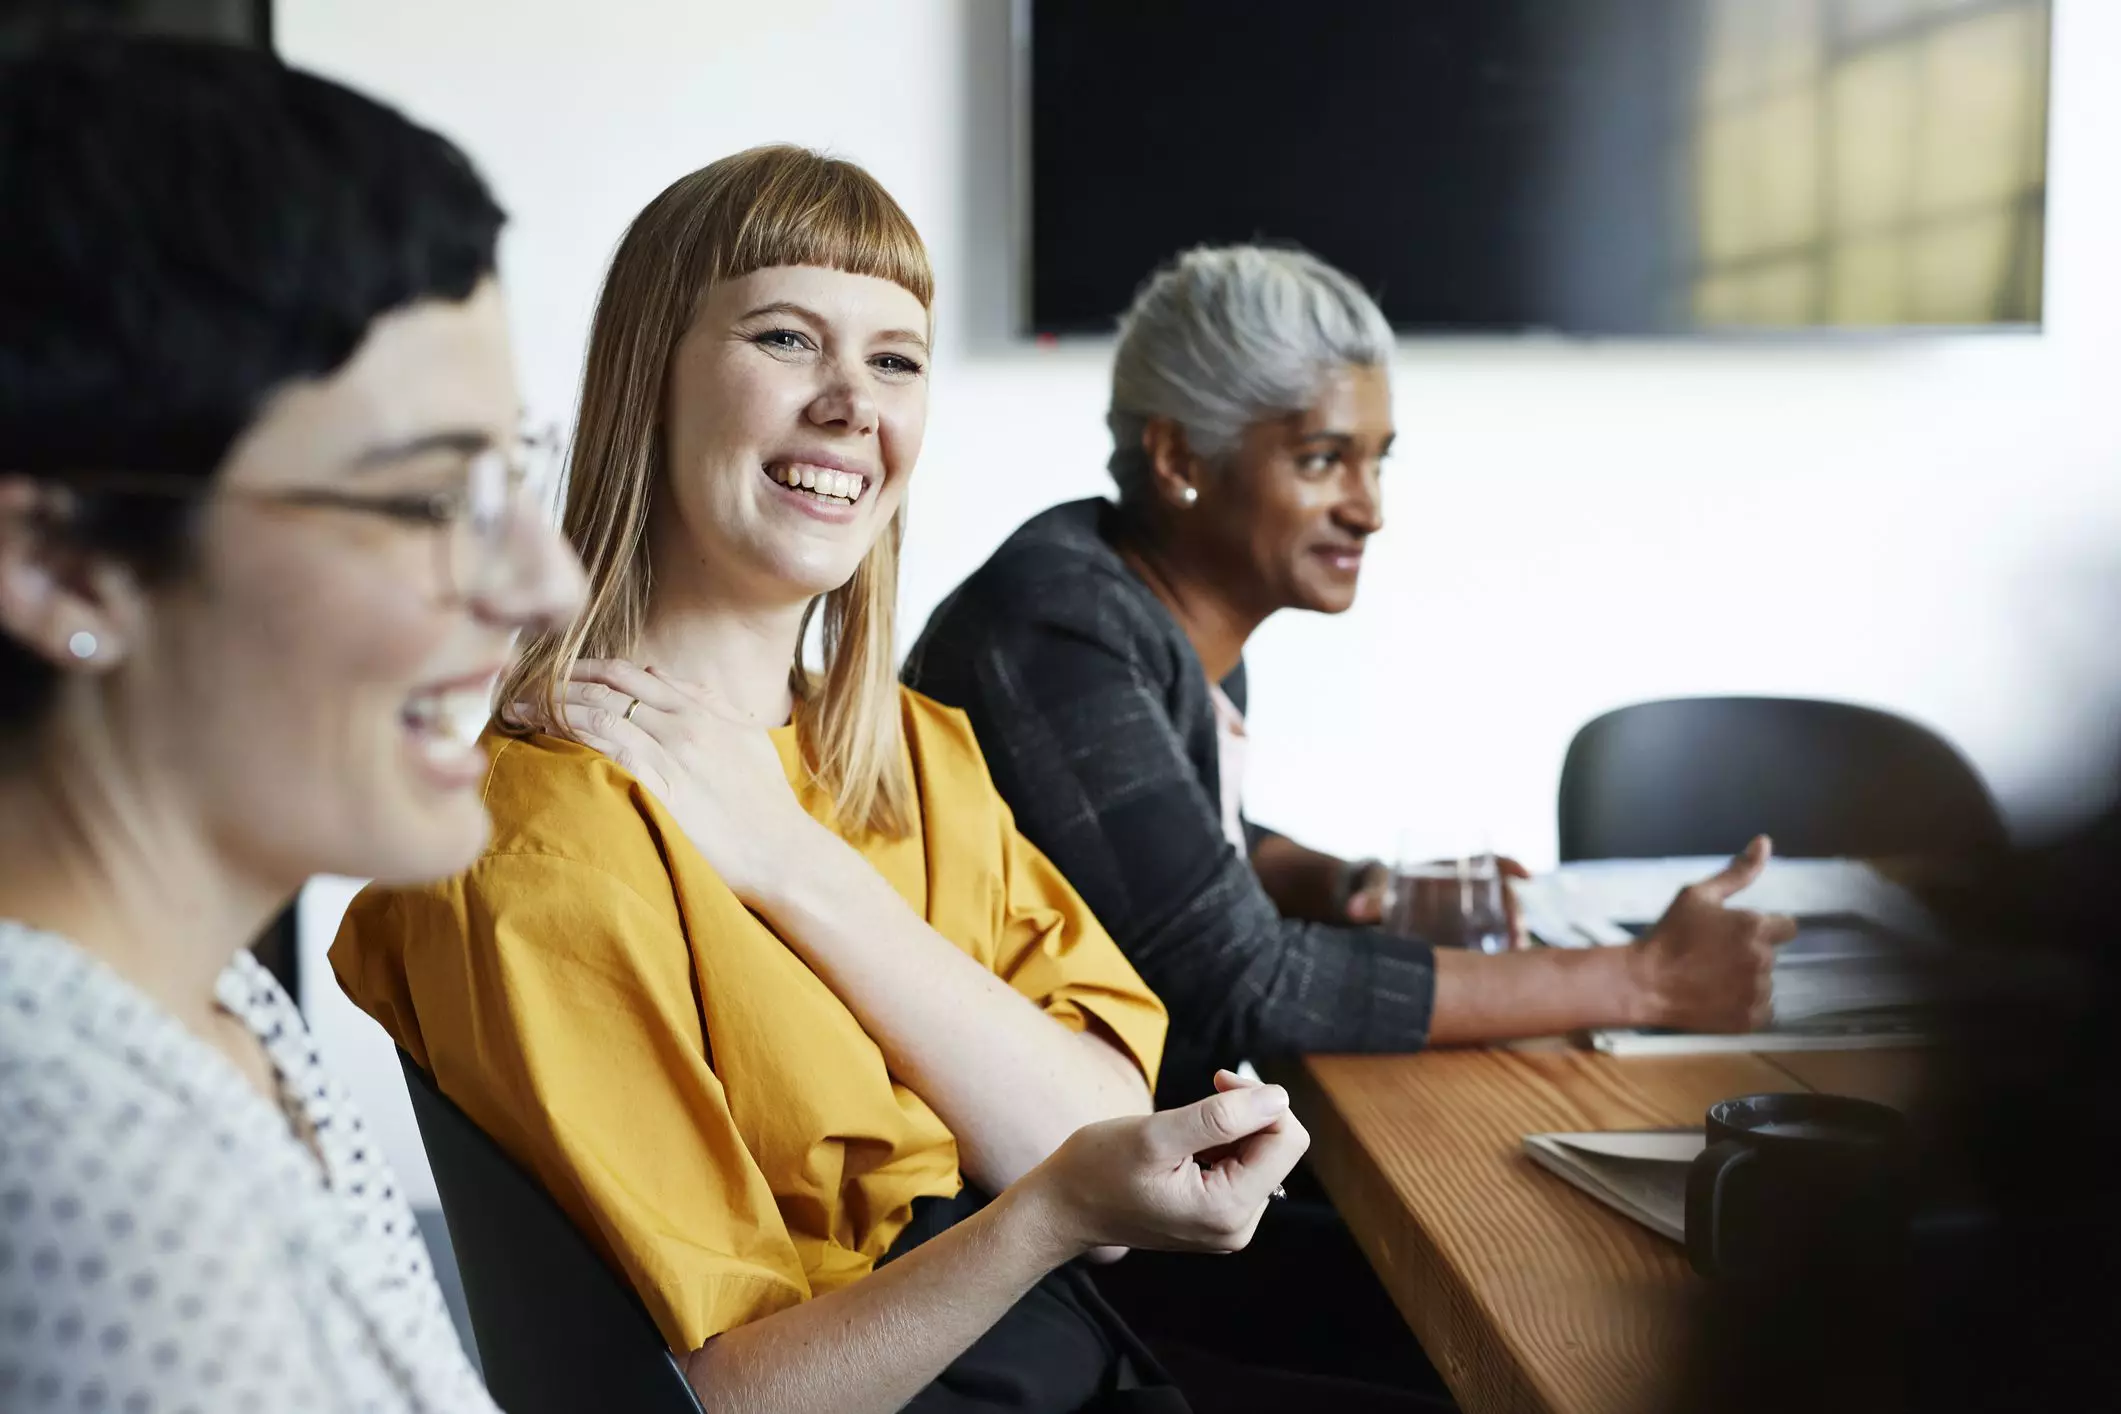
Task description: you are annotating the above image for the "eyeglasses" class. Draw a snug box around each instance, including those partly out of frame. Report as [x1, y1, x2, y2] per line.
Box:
[33, 427, 565, 601]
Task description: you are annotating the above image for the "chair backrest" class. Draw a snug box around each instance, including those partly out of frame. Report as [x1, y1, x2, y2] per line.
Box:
[397, 1051, 704, 1414]
[1557, 696, 2005, 862]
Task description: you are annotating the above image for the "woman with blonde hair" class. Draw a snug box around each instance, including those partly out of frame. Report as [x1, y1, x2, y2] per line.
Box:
[331, 147, 1309, 1413]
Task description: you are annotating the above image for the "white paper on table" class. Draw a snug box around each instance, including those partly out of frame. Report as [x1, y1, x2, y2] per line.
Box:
[1544, 1130, 1706, 1163]
[1521, 1128, 1704, 1241]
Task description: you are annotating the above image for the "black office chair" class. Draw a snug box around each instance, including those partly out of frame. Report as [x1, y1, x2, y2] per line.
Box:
[1557, 696, 2006, 862]
[398, 1051, 705, 1414]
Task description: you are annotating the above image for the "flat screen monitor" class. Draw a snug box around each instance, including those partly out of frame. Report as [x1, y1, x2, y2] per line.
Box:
[0, 1, 269, 56]
[1027, 0, 2052, 336]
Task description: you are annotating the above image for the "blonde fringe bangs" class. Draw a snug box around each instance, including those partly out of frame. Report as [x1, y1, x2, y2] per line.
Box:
[498, 144, 930, 838]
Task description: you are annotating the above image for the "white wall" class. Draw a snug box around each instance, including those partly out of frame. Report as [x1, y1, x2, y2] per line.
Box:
[279, 0, 2121, 1208]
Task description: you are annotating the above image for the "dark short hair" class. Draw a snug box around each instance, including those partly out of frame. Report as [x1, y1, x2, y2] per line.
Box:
[0, 36, 506, 727]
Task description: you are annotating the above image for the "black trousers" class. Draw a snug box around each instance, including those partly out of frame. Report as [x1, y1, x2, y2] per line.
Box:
[1085, 1166, 1457, 1413]
[884, 1187, 1190, 1413]
[887, 1176, 1456, 1413]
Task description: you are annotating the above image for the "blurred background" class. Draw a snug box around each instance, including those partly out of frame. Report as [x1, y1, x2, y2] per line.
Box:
[12, 0, 2119, 1229]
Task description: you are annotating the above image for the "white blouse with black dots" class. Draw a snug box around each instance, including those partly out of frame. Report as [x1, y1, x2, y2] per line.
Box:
[0, 920, 496, 1414]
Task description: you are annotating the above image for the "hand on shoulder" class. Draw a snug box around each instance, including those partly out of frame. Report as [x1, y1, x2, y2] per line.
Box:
[533, 659, 832, 906]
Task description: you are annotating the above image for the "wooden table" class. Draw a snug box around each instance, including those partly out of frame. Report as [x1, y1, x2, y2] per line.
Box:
[1285, 1042, 1927, 1414]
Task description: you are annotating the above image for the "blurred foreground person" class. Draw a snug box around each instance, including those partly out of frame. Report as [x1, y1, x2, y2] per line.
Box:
[0, 38, 584, 1410]
[1674, 800, 2120, 1413]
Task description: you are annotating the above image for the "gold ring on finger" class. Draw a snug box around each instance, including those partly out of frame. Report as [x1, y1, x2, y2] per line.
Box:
[622, 697, 641, 723]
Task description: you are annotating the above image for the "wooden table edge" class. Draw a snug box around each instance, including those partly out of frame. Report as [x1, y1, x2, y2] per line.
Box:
[1282, 1044, 1928, 1414]
[1283, 1058, 1557, 1414]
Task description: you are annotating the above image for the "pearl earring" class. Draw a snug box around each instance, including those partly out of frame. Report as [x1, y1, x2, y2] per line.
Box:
[67, 630, 98, 661]
[1180, 486, 1199, 505]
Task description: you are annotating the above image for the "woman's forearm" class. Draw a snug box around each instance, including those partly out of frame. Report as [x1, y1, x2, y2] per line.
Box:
[1248, 830, 1351, 923]
[755, 836, 1153, 1193]
[1427, 846, 1792, 1045]
[684, 1181, 1073, 1413]
[1427, 942, 1649, 1045]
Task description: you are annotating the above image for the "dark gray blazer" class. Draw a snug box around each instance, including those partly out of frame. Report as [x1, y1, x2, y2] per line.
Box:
[905, 498, 1436, 1107]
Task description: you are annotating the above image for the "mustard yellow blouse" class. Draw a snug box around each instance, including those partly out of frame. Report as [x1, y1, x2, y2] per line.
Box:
[330, 688, 1167, 1354]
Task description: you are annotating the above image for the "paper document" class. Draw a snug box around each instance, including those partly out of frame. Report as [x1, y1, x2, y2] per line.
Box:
[1587, 1023, 1934, 1057]
[1521, 1129, 1703, 1243]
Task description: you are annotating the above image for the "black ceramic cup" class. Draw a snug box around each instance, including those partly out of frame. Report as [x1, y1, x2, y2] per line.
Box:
[1685, 1091, 1911, 1279]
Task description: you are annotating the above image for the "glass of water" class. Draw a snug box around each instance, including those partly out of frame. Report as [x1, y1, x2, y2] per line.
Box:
[1385, 854, 1512, 955]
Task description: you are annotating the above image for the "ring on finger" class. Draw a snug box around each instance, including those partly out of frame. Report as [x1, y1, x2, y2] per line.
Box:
[622, 697, 641, 724]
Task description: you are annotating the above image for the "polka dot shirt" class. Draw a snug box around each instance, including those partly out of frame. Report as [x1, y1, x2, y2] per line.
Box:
[0, 920, 496, 1413]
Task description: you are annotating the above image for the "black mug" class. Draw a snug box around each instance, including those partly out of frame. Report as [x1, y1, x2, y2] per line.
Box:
[1685, 1092, 1911, 1279]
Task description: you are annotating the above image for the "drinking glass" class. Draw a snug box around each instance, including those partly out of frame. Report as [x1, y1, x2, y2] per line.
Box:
[1385, 854, 1512, 954]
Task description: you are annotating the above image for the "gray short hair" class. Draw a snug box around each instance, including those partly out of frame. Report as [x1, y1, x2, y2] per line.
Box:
[1107, 244, 1393, 504]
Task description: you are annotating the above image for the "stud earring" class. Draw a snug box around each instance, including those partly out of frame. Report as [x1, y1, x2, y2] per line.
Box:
[67, 630, 98, 661]
[1180, 486, 1199, 505]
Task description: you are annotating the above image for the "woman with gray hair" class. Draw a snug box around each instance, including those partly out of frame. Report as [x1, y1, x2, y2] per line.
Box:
[910, 243, 1792, 1100]
[905, 242, 1797, 1401]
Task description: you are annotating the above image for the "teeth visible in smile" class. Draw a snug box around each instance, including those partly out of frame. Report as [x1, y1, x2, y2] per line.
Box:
[768, 462, 864, 504]
[402, 686, 493, 752]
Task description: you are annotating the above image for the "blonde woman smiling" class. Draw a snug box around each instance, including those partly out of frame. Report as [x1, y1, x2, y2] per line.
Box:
[333, 148, 1306, 1413]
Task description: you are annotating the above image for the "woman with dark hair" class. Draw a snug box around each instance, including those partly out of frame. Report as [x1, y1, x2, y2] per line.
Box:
[0, 38, 584, 1410]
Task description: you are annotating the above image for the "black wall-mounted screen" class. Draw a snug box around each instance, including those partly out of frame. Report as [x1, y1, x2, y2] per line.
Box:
[1028, 0, 2051, 336]
[0, 1, 270, 57]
